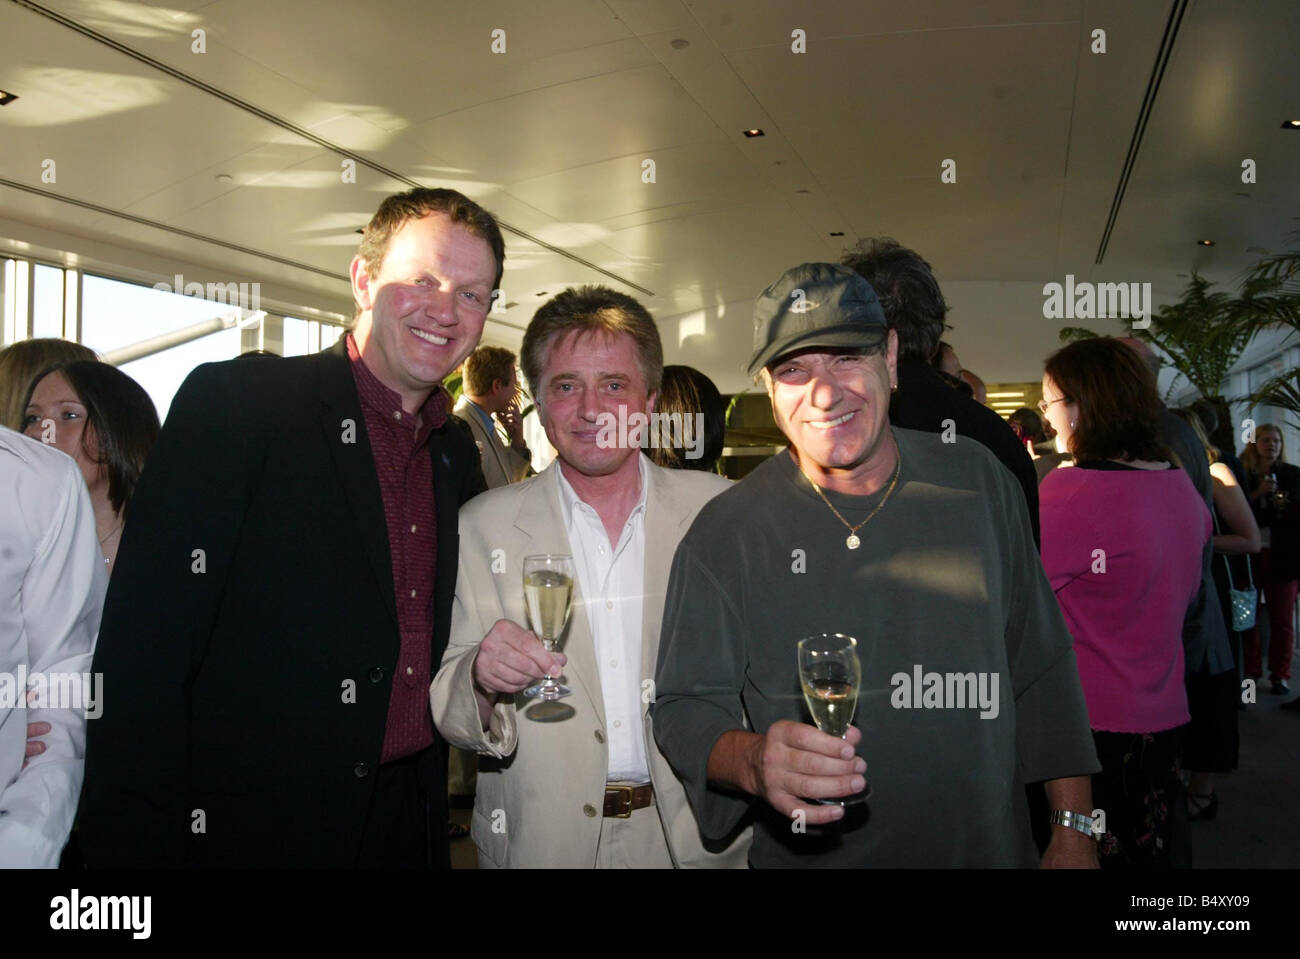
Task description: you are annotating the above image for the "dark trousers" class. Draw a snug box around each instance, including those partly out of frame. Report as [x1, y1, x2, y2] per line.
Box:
[1242, 547, 1297, 683]
[356, 748, 451, 869]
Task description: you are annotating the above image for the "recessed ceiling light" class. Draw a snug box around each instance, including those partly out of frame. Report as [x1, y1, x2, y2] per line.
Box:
[1197, 239, 1215, 246]
[1282, 119, 1300, 129]
[0, 90, 18, 106]
[214, 173, 233, 184]
[743, 128, 764, 138]
[670, 38, 690, 50]
[829, 231, 844, 237]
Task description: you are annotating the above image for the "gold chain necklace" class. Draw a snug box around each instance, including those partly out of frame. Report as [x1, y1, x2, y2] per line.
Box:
[805, 452, 901, 550]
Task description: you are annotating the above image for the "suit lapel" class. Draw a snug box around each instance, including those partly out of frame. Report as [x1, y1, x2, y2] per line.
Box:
[317, 340, 398, 631]
[513, 466, 606, 726]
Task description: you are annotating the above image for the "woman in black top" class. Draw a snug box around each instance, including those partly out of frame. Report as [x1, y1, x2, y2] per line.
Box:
[1240, 424, 1300, 695]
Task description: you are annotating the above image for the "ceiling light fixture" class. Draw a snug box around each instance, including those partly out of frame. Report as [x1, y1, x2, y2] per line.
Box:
[1282, 120, 1300, 129]
[1197, 239, 1215, 246]
[829, 231, 844, 237]
[0, 90, 18, 106]
[670, 38, 690, 50]
[743, 128, 764, 138]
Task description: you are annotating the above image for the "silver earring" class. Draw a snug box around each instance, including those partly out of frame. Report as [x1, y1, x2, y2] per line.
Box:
[1069, 420, 1077, 430]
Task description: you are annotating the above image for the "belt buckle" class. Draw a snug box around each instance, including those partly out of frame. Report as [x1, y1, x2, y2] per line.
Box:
[606, 784, 634, 819]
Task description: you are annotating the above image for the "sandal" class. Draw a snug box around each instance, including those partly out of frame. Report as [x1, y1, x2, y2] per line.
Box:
[1187, 791, 1218, 821]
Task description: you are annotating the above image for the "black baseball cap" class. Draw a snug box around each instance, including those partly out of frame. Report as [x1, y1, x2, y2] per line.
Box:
[748, 262, 889, 376]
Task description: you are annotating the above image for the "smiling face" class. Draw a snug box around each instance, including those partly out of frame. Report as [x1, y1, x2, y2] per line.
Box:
[537, 329, 656, 481]
[23, 370, 104, 492]
[350, 212, 497, 412]
[765, 332, 899, 485]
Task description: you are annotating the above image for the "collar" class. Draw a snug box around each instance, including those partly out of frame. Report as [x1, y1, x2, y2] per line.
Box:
[555, 452, 649, 526]
[346, 333, 449, 436]
[462, 396, 497, 435]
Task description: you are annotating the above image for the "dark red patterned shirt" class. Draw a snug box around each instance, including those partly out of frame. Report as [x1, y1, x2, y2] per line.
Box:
[346, 334, 449, 763]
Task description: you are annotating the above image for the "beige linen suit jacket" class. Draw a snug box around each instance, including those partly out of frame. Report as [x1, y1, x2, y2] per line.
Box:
[453, 396, 531, 489]
[430, 458, 751, 868]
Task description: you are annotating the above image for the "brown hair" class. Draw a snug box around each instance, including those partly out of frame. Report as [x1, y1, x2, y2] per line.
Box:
[1043, 337, 1170, 463]
[0, 338, 98, 431]
[1241, 423, 1285, 474]
[353, 187, 505, 320]
[521, 286, 663, 407]
[463, 345, 518, 397]
[1171, 406, 1217, 465]
[23, 360, 160, 517]
[646, 365, 726, 472]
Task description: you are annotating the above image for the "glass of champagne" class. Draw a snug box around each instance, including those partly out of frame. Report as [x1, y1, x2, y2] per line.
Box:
[798, 633, 869, 805]
[522, 554, 575, 707]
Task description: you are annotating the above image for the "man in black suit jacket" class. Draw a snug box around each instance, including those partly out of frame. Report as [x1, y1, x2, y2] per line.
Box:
[78, 187, 501, 868]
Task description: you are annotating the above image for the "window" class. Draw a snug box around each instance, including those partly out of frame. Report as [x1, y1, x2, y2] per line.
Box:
[282, 316, 311, 357]
[31, 264, 65, 338]
[81, 273, 242, 421]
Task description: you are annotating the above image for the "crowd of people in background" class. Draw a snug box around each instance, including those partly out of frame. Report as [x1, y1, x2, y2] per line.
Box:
[2, 185, 1296, 872]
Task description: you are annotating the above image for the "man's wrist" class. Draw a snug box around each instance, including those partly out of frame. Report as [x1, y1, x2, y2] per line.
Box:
[1048, 809, 1099, 840]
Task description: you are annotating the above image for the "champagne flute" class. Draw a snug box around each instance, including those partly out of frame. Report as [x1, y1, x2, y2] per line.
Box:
[522, 554, 574, 706]
[798, 633, 869, 806]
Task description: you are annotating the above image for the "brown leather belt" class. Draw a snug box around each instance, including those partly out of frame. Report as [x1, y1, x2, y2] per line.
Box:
[603, 783, 654, 818]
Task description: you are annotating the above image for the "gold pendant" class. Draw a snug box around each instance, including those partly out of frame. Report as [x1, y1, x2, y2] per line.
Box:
[846, 534, 861, 550]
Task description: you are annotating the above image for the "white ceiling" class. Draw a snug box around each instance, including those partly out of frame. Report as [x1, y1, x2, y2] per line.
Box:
[1, 0, 1297, 391]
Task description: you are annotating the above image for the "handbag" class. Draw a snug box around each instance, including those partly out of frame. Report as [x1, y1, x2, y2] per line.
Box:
[1225, 555, 1256, 631]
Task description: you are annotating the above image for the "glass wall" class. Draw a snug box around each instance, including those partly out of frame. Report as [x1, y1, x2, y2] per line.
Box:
[1, 258, 346, 422]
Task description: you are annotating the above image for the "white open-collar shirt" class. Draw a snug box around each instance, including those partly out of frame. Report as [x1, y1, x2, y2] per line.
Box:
[556, 454, 651, 783]
[0, 426, 106, 867]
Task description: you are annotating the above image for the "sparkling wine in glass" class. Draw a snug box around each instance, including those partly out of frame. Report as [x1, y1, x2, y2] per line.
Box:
[522, 554, 574, 712]
[798, 633, 869, 805]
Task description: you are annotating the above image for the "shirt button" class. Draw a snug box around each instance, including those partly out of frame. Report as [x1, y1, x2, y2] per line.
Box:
[594, 730, 605, 744]
[393, 411, 402, 420]
[410, 589, 417, 598]
[613, 720, 622, 728]
[410, 524, 417, 533]
[353, 762, 371, 778]
[368, 666, 385, 684]
[583, 803, 598, 818]
[406, 666, 413, 676]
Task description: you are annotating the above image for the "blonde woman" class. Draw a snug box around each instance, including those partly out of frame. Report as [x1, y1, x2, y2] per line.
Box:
[1240, 424, 1299, 695]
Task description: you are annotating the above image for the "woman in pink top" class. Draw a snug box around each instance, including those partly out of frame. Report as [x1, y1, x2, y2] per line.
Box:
[1038, 338, 1209, 869]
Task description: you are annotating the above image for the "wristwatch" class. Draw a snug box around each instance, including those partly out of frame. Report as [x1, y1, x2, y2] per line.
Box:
[1049, 809, 1098, 838]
